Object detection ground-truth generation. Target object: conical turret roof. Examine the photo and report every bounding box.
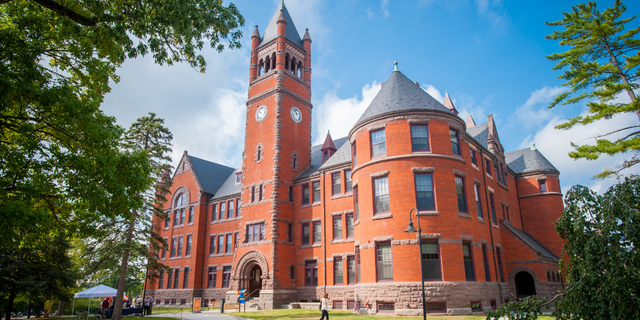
[259,2,304,49]
[355,69,452,126]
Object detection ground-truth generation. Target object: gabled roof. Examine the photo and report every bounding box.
[354,70,452,127]
[188,155,235,195]
[212,167,242,200]
[319,140,352,170]
[501,221,559,260]
[295,137,349,180]
[505,146,559,174]
[258,2,304,50]
[466,122,489,150]
[321,132,337,151]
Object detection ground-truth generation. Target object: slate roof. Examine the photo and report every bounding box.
[258,2,304,50]
[318,140,352,170]
[296,137,349,179]
[466,122,489,150]
[188,155,235,195]
[212,167,243,200]
[355,70,453,126]
[505,147,559,174]
[501,221,559,260]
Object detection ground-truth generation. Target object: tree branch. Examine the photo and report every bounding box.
[32,0,98,26]
[578,125,640,142]
[0,0,15,5]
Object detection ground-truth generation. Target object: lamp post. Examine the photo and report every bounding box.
[405,207,427,320]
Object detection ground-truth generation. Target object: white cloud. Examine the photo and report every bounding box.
[422,84,444,103]
[313,81,382,144]
[381,0,390,19]
[518,112,640,194]
[513,86,566,129]
[474,0,508,34]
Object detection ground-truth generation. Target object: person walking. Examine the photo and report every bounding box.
[319,293,329,320]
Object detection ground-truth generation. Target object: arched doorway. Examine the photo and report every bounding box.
[515,272,536,298]
[248,265,262,296]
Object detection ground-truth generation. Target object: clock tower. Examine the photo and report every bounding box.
[232,2,312,308]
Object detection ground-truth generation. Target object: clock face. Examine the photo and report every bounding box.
[290,106,302,123]
[255,105,267,122]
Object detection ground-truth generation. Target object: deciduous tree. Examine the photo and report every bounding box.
[546,0,640,177]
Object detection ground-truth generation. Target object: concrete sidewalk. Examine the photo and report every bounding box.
[144,310,254,320]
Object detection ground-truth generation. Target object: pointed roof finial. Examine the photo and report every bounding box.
[281,0,285,7]
[445,90,448,96]
[327,130,331,135]
[531,144,537,151]
[394,61,399,72]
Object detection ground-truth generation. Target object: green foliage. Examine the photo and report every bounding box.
[555,177,640,319]
[486,295,547,320]
[545,0,640,177]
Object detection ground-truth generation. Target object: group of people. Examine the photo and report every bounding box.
[99,295,153,318]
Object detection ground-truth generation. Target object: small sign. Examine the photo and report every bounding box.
[239,298,245,304]
[193,298,201,312]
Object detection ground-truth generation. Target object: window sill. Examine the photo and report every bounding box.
[458,212,472,219]
[412,150,432,154]
[492,224,500,229]
[330,238,354,244]
[210,216,242,225]
[471,164,479,170]
[169,256,182,260]
[372,212,392,220]
[477,217,486,224]
[301,203,321,208]
[417,210,439,216]
[173,225,184,229]
[497,181,508,191]
[354,219,360,226]
[299,244,321,249]
[331,193,352,200]
[208,253,234,257]
[486,174,493,180]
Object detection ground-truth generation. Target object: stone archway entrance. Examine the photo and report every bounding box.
[515,271,536,298]
[248,265,262,296]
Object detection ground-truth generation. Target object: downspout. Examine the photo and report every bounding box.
[480,150,503,305]
[321,171,327,294]
[201,196,208,296]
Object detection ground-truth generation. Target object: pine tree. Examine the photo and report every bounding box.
[546,0,640,177]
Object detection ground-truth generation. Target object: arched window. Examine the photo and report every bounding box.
[265,56,270,73]
[258,59,264,76]
[271,53,276,70]
[285,53,290,70]
[291,151,299,170]
[298,62,303,78]
[256,144,264,163]
[547,271,551,281]
[175,194,186,207]
[291,58,296,74]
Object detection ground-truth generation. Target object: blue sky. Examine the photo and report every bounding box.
[101,0,640,194]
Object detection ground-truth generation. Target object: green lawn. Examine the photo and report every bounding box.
[228,309,557,320]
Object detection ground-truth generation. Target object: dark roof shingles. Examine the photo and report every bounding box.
[296,137,349,180]
[188,155,235,195]
[258,3,304,49]
[505,147,559,174]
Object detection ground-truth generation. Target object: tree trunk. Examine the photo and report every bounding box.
[112,218,136,320]
[4,288,16,320]
[57,301,64,317]
[602,37,640,121]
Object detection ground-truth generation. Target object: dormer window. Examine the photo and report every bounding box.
[235,172,242,184]
[323,151,328,160]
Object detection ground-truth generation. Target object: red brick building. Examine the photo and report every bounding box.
[145,3,564,316]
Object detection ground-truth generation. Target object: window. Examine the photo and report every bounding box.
[235,199,239,217]
[251,186,255,203]
[474,184,483,219]
[415,173,435,210]
[378,303,395,313]
[462,242,475,281]
[222,266,231,288]
[247,223,265,243]
[332,172,341,195]
[353,186,359,220]
[170,299,176,305]
[345,170,352,193]
[485,159,492,176]
[226,234,232,253]
[347,256,356,285]
[302,184,310,205]
[183,268,189,289]
[312,181,321,203]
[188,207,194,224]
[158,271,164,289]
[323,150,329,160]
[179,209,185,225]
[502,204,510,222]
[411,125,430,151]
[490,300,497,310]
[490,193,497,225]
[259,185,263,201]
[185,235,192,256]
[302,224,310,245]
[180,299,186,306]
[421,241,442,280]
[482,245,491,281]
[333,301,343,309]
[235,172,242,183]
[161,240,167,259]
[470,149,477,166]
[287,223,293,242]
[450,129,460,156]
[211,204,217,222]
[305,261,318,286]
[173,211,179,227]
[256,146,262,161]
[347,301,356,310]
[173,269,180,289]
[346,214,354,238]
[167,271,173,289]
[455,176,468,213]
[373,177,390,214]
[355,246,361,283]
[290,265,295,281]
[219,202,225,220]
[333,216,343,240]
[170,238,177,258]
[376,242,393,281]
[164,217,169,229]
[207,267,217,288]
[471,302,482,312]
[288,186,294,202]
[217,235,224,253]
[313,221,321,244]
[177,236,183,256]
[228,200,234,219]
[334,257,343,285]
[539,179,547,192]
[292,154,299,170]
[352,142,357,168]
[209,236,215,255]
[175,194,186,207]
[371,129,386,158]
[497,249,504,282]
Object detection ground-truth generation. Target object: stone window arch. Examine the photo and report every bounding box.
[255,143,264,163]
[291,151,299,170]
